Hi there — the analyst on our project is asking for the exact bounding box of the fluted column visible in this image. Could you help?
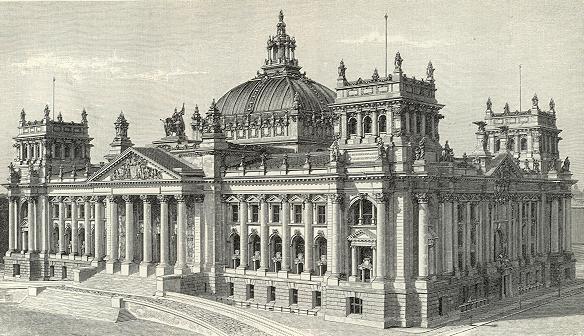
[303,195,314,276]
[417,193,429,277]
[33,197,38,251]
[526,201,532,258]
[237,195,248,269]
[83,197,91,256]
[442,197,454,272]
[175,194,189,274]
[280,195,290,273]
[259,195,269,272]
[330,194,342,276]
[139,195,152,276]
[566,197,572,251]
[157,195,171,275]
[92,196,105,264]
[551,195,559,253]
[27,196,35,253]
[374,193,387,281]
[351,245,358,279]
[120,195,134,275]
[106,195,119,273]
[58,197,66,254]
[71,198,78,255]
[7,197,15,253]
[40,195,49,254]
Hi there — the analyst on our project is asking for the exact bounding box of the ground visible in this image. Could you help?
[0,303,197,336]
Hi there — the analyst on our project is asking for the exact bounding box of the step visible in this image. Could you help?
[20,288,121,322]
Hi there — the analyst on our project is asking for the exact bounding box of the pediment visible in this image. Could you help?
[486,153,523,179]
[347,229,377,243]
[88,148,181,182]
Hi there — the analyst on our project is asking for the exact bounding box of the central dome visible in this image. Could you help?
[216,10,335,116]
[216,74,335,116]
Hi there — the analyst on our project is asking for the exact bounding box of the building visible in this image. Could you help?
[571,186,584,245]
[2,11,576,329]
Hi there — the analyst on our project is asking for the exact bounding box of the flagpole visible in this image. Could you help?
[519,65,522,112]
[384,13,388,77]
[52,77,55,119]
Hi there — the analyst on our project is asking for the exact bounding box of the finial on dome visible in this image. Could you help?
[279,10,284,23]
[57,111,63,122]
[549,98,555,112]
[486,97,492,111]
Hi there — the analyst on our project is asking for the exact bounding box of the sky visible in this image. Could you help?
[0,1,582,187]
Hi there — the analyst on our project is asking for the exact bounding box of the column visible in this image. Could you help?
[356,112,363,139]
[302,195,314,276]
[238,195,248,270]
[175,194,188,274]
[106,196,119,273]
[443,197,454,272]
[121,195,134,275]
[140,195,153,275]
[157,195,170,274]
[58,197,66,254]
[551,196,559,253]
[372,111,379,136]
[69,198,78,255]
[374,193,387,281]
[452,200,459,273]
[330,194,341,276]
[83,197,91,256]
[350,245,358,280]
[40,195,49,254]
[566,197,572,251]
[33,197,38,251]
[280,195,290,273]
[538,194,545,254]
[7,197,15,253]
[92,196,105,264]
[418,194,429,277]
[27,196,35,253]
[259,195,269,272]
[526,201,532,258]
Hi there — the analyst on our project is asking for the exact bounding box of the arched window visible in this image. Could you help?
[520,137,528,151]
[249,234,261,270]
[22,145,28,160]
[350,198,376,225]
[74,145,82,159]
[348,118,357,135]
[378,115,387,133]
[494,139,501,152]
[363,116,372,134]
[291,235,305,274]
[507,138,515,151]
[229,233,240,268]
[269,234,282,272]
[315,236,327,275]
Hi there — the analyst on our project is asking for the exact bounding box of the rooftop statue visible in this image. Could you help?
[561,156,570,172]
[338,59,346,79]
[162,103,186,137]
[426,61,435,81]
[394,51,403,70]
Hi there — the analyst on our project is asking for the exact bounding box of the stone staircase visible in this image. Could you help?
[572,244,584,278]
[76,270,157,297]
[20,287,128,322]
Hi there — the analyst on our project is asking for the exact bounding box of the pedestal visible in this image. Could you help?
[277,270,289,279]
[156,264,172,276]
[173,265,191,275]
[139,262,154,277]
[120,262,136,276]
[300,272,312,280]
[106,260,119,274]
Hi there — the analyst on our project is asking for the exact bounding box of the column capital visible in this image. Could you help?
[157,194,171,203]
[9,196,19,202]
[90,195,104,203]
[51,196,64,203]
[175,194,188,203]
[81,196,92,203]
[193,194,205,203]
[139,195,153,203]
[280,194,289,203]
[121,195,135,203]
[328,193,344,204]
[25,195,37,202]
[416,193,429,204]
[236,194,247,202]
[258,194,268,202]
[106,195,119,203]
[302,194,313,204]
[373,192,388,203]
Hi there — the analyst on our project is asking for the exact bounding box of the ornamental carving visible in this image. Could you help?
[111,154,163,181]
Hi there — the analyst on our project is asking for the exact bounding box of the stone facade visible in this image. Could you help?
[2,11,576,329]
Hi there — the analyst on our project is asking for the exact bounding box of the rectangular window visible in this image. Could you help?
[250,205,259,223]
[348,297,363,314]
[49,265,55,277]
[290,288,298,305]
[52,204,59,218]
[66,204,72,219]
[13,264,20,277]
[317,205,326,224]
[314,291,322,307]
[79,204,85,219]
[438,297,444,316]
[229,282,234,296]
[247,284,255,300]
[457,204,465,223]
[293,204,303,224]
[231,204,239,222]
[272,205,280,223]
[268,286,276,302]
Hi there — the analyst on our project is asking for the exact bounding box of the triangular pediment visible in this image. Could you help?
[347,229,377,243]
[486,152,523,179]
[88,148,181,182]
